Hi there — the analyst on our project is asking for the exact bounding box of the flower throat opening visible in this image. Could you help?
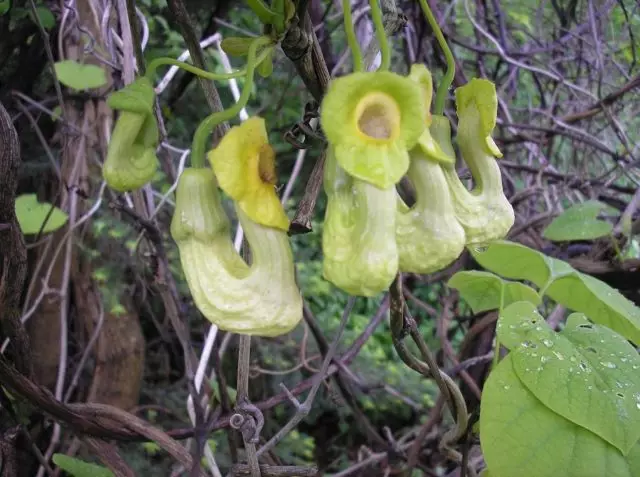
[355,92,401,141]
[258,144,277,185]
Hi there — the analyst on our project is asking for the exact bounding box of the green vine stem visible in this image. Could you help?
[417,0,455,114]
[190,36,272,169]
[369,0,390,70]
[342,0,363,72]
[145,47,272,84]
[389,275,475,476]
[246,0,277,25]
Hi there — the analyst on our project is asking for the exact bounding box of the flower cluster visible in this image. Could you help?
[319,65,514,297]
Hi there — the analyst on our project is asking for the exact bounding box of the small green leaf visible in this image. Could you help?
[54,60,107,91]
[257,48,274,78]
[32,6,55,29]
[15,194,68,235]
[480,353,640,477]
[543,200,613,242]
[448,270,540,314]
[497,302,640,455]
[0,0,10,15]
[51,105,62,121]
[220,36,254,57]
[52,454,114,477]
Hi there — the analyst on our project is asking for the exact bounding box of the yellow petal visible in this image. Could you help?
[208,116,289,230]
[239,184,290,232]
[320,71,425,188]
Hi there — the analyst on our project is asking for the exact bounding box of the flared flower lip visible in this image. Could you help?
[320,71,426,189]
[208,117,290,231]
[455,78,503,158]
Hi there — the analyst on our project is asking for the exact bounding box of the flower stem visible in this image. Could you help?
[342,0,363,72]
[418,0,455,114]
[146,58,242,83]
[369,0,390,70]
[190,37,272,169]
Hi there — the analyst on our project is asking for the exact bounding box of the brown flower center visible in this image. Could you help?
[355,92,401,141]
[258,144,277,185]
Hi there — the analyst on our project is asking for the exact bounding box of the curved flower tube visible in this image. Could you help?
[322,149,398,297]
[396,146,466,275]
[439,79,515,244]
[103,77,159,192]
[320,70,426,189]
[170,168,303,337]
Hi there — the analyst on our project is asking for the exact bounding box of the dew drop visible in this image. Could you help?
[553,351,565,360]
[570,356,577,362]
[542,339,554,348]
[601,361,617,369]
[503,385,511,390]
[474,246,488,253]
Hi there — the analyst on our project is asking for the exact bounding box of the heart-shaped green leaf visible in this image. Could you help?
[15,194,68,235]
[480,353,640,477]
[546,273,640,345]
[470,241,640,344]
[498,302,640,455]
[543,200,613,242]
[469,240,573,287]
[448,270,540,313]
[54,60,107,91]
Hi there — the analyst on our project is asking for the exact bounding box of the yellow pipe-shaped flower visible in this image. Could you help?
[170,118,302,337]
[320,70,426,189]
[322,149,398,297]
[396,65,466,274]
[440,79,515,244]
[102,77,159,192]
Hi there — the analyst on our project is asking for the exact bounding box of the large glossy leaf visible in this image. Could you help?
[543,200,613,242]
[497,302,640,455]
[54,60,107,91]
[447,270,540,313]
[470,241,640,344]
[52,454,113,477]
[468,240,573,287]
[480,353,640,477]
[546,273,640,345]
[15,194,68,235]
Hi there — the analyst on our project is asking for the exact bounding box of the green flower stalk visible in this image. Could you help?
[102,77,159,192]
[170,118,302,337]
[396,65,466,274]
[322,149,398,297]
[440,78,515,244]
[320,71,426,189]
